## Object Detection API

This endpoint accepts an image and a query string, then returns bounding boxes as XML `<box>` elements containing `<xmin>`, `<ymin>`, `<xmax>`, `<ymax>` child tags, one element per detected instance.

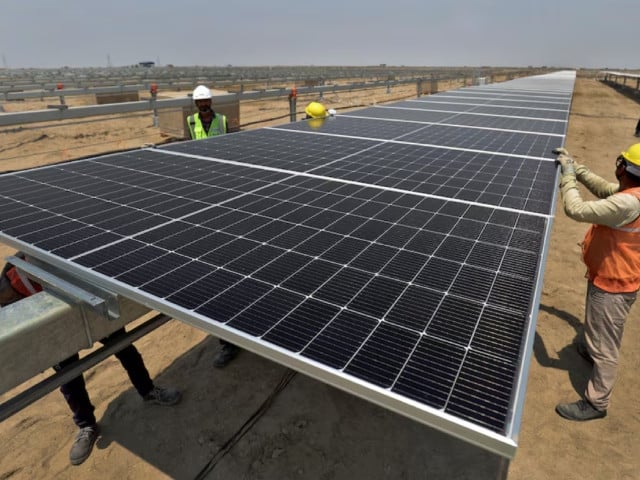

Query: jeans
<box><xmin>53</xmin><ymin>328</ymin><xmax>154</xmax><ymax>428</ymax></box>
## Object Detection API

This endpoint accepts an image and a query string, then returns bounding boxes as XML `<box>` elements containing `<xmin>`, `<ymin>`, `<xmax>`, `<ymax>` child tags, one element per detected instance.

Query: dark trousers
<box><xmin>53</xmin><ymin>328</ymin><xmax>154</xmax><ymax>428</ymax></box>
<box><xmin>636</xmin><ymin>118</ymin><xmax>640</xmax><ymax>136</ymax></box>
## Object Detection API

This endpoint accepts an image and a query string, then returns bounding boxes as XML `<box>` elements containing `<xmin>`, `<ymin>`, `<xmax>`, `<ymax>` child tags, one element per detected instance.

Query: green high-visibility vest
<box><xmin>187</xmin><ymin>112</ymin><xmax>228</xmax><ymax>139</ymax></box>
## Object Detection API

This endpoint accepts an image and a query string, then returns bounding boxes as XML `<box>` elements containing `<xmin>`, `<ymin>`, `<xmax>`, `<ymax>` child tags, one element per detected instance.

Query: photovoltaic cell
<box><xmin>0</xmin><ymin>71</ymin><xmax>575</xmax><ymax>459</ymax></box>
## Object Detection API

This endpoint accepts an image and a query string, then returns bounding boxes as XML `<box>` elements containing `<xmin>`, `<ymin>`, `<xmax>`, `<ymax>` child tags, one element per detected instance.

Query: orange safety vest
<box><xmin>582</xmin><ymin>187</ymin><xmax>640</xmax><ymax>293</ymax></box>
<box><xmin>5</xmin><ymin>265</ymin><xmax>42</xmax><ymax>298</ymax></box>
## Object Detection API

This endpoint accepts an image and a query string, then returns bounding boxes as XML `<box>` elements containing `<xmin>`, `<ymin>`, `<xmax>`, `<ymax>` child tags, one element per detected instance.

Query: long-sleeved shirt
<box><xmin>560</xmin><ymin>163</ymin><xmax>640</xmax><ymax>227</ymax></box>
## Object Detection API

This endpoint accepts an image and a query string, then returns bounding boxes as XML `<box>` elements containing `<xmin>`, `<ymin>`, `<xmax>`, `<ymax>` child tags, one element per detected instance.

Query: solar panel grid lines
<box><xmin>427</xmin><ymin>94</ymin><xmax>570</xmax><ymax>106</ymax></box>
<box><xmin>0</xmin><ymin>71</ymin><xmax>576</xmax><ymax>458</ymax></box>
<box><xmin>7</xmin><ymin>167</ymin><xmax>540</xmax><ymax>350</ymax></box>
<box><xmin>1</xmin><ymin>158</ymin><xmax>540</xmax><ymax>322</ymax></box>
<box><xmin>406</xmin><ymin>98</ymin><xmax>569</xmax><ymax>112</ymax></box>
<box><xmin>273</xmin><ymin>118</ymin><xmax>563</xmax><ymax>159</ymax></box>
<box><xmin>393</xmin><ymin>101</ymin><xmax>570</xmax><ymax>121</ymax></box>
<box><xmin>346</xmin><ymin>111</ymin><xmax>566</xmax><ymax>138</ymax></box>
<box><xmin>160</xmin><ymin>137</ymin><xmax>559</xmax><ymax>216</ymax></box>
<box><xmin>358</xmin><ymin>105</ymin><xmax>568</xmax><ymax>125</ymax></box>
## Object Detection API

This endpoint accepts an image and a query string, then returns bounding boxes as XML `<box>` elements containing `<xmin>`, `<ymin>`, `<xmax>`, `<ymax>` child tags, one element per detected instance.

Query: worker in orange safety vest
<box><xmin>554</xmin><ymin>144</ymin><xmax>640</xmax><ymax>421</ymax></box>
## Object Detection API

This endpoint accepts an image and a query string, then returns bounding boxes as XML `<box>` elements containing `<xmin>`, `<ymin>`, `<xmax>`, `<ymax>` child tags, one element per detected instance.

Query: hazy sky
<box><xmin>2</xmin><ymin>0</ymin><xmax>638</xmax><ymax>69</ymax></box>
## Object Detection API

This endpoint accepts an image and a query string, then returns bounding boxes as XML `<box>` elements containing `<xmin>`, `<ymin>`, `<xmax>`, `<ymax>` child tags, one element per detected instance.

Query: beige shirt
<box><xmin>560</xmin><ymin>164</ymin><xmax>640</xmax><ymax>228</ymax></box>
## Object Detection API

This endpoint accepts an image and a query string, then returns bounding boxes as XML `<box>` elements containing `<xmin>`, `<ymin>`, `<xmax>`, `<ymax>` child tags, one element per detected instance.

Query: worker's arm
<box><xmin>574</xmin><ymin>163</ymin><xmax>619</xmax><ymax>199</ymax></box>
<box><xmin>553</xmin><ymin>147</ymin><xmax>619</xmax><ymax>199</ymax></box>
<box><xmin>560</xmin><ymin>173</ymin><xmax>640</xmax><ymax>227</ymax></box>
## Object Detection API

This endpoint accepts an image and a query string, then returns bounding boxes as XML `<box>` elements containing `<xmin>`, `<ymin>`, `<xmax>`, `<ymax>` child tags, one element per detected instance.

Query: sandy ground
<box><xmin>1</xmin><ymin>77</ymin><xmax>640</xmax><ymax>479</ymax></box>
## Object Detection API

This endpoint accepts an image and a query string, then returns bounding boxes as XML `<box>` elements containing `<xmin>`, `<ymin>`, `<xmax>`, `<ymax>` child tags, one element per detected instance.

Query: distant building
<box><xmin>138</xmin><ymin>61</ymin><xmax>155</xmax><ymax>68</ymax></box>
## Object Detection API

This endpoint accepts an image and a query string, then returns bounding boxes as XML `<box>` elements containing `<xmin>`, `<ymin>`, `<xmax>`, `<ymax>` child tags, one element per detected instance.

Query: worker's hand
<box><xmin>556</xmin><ymin>154</ymin><xmax>575</xmax><ymax>176</ymax></box>
<box><xmin>552</xmin><ymin>147</ymin><xmax>570</xmax><ymax>156</ymax></box>
<box><xmin>553</xmin><ymin>147</ymin><xmax>575</xmax><ymax>176</ymax></box>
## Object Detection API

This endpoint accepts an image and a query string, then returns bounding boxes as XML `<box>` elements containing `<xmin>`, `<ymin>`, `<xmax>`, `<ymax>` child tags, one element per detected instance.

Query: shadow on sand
<box><xmin>534</xmin><ymin>303</ymin><xmax>592</xmax><ymax>395</ymax></box>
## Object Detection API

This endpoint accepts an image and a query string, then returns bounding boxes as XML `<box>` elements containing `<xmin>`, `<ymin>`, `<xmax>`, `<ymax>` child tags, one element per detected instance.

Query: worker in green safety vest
<box><xmin>187</xmin><ymin>85</ymin><xmax>228</xmax><ymax>139</ymax></box>
<box><xmin>186</xmin><ymin>85</ymin><xmax>238</xmax><ymax>366</ymax></box>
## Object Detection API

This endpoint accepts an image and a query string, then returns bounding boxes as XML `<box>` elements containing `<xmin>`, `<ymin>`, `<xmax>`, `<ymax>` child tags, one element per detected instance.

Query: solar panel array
<box><xmin>0</xmin><ymin>71</ymin><xmax>575</xmax><ymax>458</ymax></box>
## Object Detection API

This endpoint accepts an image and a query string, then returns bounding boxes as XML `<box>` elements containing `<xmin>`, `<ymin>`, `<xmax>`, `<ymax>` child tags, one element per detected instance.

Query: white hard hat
<box><xmin>193</xmin><ymin>85</ymin><xmax>212</xmax><ymax>100</ymax></box>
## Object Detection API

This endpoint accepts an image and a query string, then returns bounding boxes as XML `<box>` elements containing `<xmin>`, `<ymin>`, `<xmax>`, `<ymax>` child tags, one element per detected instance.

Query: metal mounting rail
<box><xmin>0</xmin><ymin>79</ymin><xmax>426</xmax><ymax>128</ymax></box>
<box><xmin>0</xmin><ymin>313</ymin><xmax>170</xmax><ymax>422</ymax></box>
<box><xmin>7</xmin><ymin>255</ymin><xmax>118</xmax><ymax>319</ymax></box>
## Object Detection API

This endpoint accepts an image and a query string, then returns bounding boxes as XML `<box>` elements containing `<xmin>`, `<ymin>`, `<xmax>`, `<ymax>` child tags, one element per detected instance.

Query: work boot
<box><xmin>575</xmin><ymin>342</ymin><xmax>594</xmax><ymax>365</ymax></box>
<box><xmin>143</xmin><ymin>386</ymin><xmax>182</xmax><ymax>406</ymax></box>
<box><xmin>213</xmin><ymin>343</ymin><xmax>240</xmax><ymax>368</ymax></box>
<box><xmin>69</xmin><ymin>424</ymin><xmax>100</xmax><ymax>466</ymax></box>
<box><xmin>555</xmin><ymin>399</ymin><xmax>606</xmax><ymax>421</ymax></box>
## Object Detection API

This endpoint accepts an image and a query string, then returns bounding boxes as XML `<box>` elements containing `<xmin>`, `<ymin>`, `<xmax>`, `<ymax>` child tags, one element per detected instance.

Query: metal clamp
<box><xmin>6</xmin><ymin>256</ymin><xmax>120</xmax><ymax>319</ymax></box>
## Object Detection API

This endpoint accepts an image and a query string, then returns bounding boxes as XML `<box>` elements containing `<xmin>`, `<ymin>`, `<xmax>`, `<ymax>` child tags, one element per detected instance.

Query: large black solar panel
<box><xmin>408</xmin><ymin>96</ymin><xmax>570</xmax><ymax>110</ymax></box>
<box><xmin>0</xmin><ymin>159</ymin><xmax>544</xmax><ymax>429</ymax></box>
<box><xmin>348</xmin><ymin>107</ymin><xmax>567</xmax><ymax>134</ymax></box>
<box><xmin>274</xmin><ymin>116</ymin><xmax>427</xmax><ymax>140</ymax></box>
<box><xmin>397</xmin><ymin>100</ymin><xmax>570</xmax><ymax>120</ymax></box>
<box><xmin>161</xmin><ymin>128</ymin><xmax>380</xmax><ymax>171</ymax></box>
<box><xmin>275</xmin><ymin>118</ymin><xmax>559</xmax><ymax>158</ymax></box>
<box><xmin>0</xmin><ymin>71</ymin><xmax>576</xmax><ymax>459</ymax></box>
<box><xmin>307</xmin><ymin>143</ymin><xmax>556</xmax><ymax>213</ymax></box>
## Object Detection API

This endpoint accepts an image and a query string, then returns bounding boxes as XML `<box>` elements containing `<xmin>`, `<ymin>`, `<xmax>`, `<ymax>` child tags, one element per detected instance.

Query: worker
<box><xmin>187</xmin><ymin>85</ymin><xmax>228</xmax><ymax>139</ymax></box>
<box><xmin>635</xmin><ymin>118</ymin><xmax>640</xmax><ymax>137</ymax></box>
<box><xmin>554</xmin><ymin>145</ymin><xmax>640</xmax><ymax>421</ymax></box>
<box><xmin>186</xmin><ymin>85</ymin><xmax>239</xmax><ymax>366</ymax></box>
<box><xmin>0</xmin><ymin>253</ymin><xmax>182</xmax><ymax>466</ymax></box>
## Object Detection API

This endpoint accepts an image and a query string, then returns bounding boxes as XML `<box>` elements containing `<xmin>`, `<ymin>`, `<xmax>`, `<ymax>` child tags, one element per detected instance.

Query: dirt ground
<box><xmin>1</xmin><ymin>77</ymin><xmax>640</xmax><ymax>480</ymax></box>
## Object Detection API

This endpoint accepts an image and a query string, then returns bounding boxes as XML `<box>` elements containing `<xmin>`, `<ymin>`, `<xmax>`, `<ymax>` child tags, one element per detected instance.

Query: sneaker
<box><xmin>213</xmin><ymin>343</ymin><xmax>240</xmax><ymax>368</ymax></box>
<box><xmin>143</xmin><ymin>386</ymin><xmax>182</xmax><ymax>406</ymax></box>
<box><xmin>69</xmin><ymin>425</ymin><xmax>100</xmax><ymax>466</ymax></box>
<box><xmin>555</xmin><ymin>399</ymin><xmax>607</xmax><ymax>421</ymax></box>
<box><xmin>575</xmin><ymin>342</ymin><xmax>594</xmax><ymax>365</ymax></box>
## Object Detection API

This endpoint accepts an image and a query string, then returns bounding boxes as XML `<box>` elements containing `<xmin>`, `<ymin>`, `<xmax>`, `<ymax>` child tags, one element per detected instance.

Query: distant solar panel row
<box><xmin>0</xmin><ymin>71</ymin><xmax>575</xmax><ymax>458</ymax></box>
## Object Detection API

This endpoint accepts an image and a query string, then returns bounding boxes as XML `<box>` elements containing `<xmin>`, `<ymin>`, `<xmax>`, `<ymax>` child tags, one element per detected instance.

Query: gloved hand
<box><xmin>552</xmin><ymin>147</ymin><xmax>570</xmax><ymax>156</ymax></box>
<box><xmin>556</xmin><ymin>154</ymin><xmax>575</xmax><ymax>171</ymax></box>
<box><xmin>553</xmin><ymin>147</ymin><xmax>575</xmax><ymax>176</ymax></box>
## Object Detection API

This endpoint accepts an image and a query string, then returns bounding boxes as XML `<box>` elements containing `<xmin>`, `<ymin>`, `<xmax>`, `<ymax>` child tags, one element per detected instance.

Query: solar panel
<box><xmin>0</xmin><ymin>71</ymin><xmax>575</xmax><ymax>458</ymax></box>
<box><xmin>349</xmin><ymin>107</ymin><xmax>567</xmax><ymax>134</ymax></box>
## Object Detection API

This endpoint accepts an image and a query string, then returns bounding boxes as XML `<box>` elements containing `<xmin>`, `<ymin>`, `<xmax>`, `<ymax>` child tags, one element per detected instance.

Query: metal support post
<box><xmin>288</xmin><ymin>87</ymin><xmax>297</xmax><ymax>123</ymax></box>
<box><xmin>56</xmin><ymin>82</ymin><xmax>66</xmax><ymax>106</ymax></box>
<box><xmin>416</xmin><ymin>79</ymin><xmax>422</xmax><ymax>98</ymax></box>
<box><xmin>150</xmin><ymin>83</ymin><xmax>159</xmax><ymax>127</ymax></box>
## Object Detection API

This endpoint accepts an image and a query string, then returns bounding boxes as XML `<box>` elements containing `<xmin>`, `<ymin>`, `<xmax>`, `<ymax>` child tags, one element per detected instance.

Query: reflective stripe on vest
<box><xmin>582</xmin><ymin>187</ymin><xmax>640</xmax><ymax>292</ymax></box>
<box><xmin>187</xmin><ymin>112</ymin><xmax>227</xmax><ymax>139</ymax></box>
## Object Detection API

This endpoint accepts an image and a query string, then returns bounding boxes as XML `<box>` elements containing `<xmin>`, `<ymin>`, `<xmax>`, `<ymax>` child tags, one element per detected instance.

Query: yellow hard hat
<box><xmin>620</xmin><ymin>143</ymin><xmax>640</xmax><ymax>166</ymax></box>
<box><xmin>305</xmin><ymin>101</ymin><xmax>328</xmax><ymax>119</ymax></box>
